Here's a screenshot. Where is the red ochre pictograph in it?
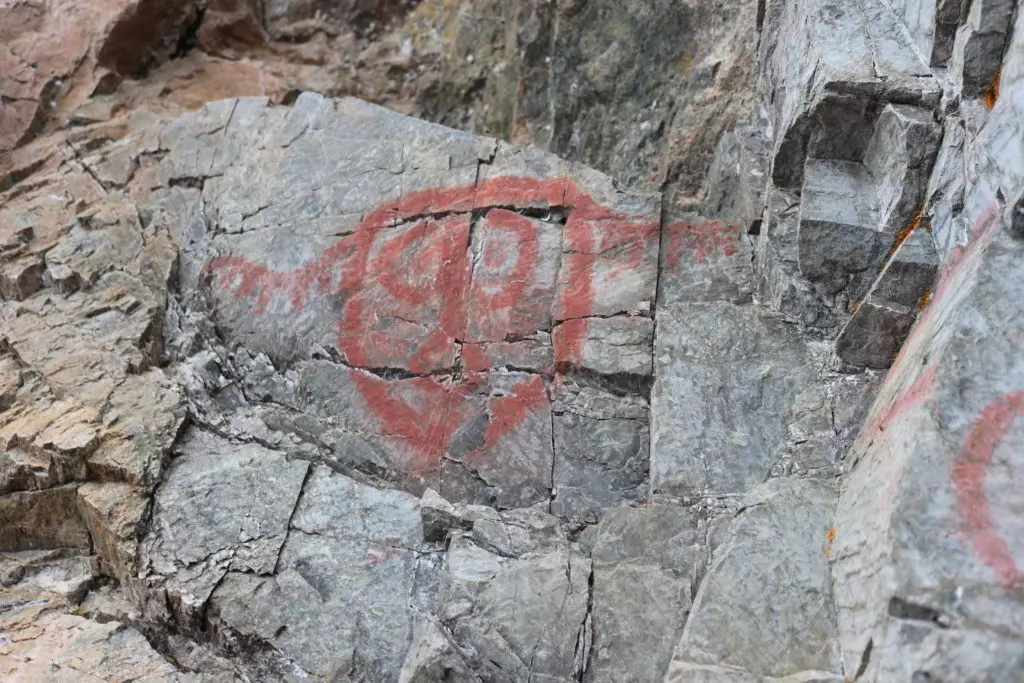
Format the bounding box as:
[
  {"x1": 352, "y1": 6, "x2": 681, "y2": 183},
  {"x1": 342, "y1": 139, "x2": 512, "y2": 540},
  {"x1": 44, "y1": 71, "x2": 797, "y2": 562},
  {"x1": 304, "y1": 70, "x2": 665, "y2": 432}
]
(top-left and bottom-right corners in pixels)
[
  {"x1": 931, "y1": 201, "x2": 1001, "y2": 307},
  {"x1": 953, "y1": 390, "x2": 1024, "y2": 590},
  {"x1": 663, "y1": 219, "x2": 740, "y2": 268},
  {"x1": 208, "y1": 175, "x2": 659, "y2": 477},
  {"x1": 860, "y1": 363, "x2": 940, "y2": 443}
]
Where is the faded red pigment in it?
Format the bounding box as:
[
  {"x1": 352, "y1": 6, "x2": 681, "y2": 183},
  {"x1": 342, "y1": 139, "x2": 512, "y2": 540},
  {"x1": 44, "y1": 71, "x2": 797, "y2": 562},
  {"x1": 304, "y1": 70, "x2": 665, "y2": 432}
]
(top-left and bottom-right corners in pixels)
[
  {"x1": 663, "y1": 219, "x2": 740, "y2": 268},
  {"x1": 482, "y1": 375, "x2": 548, "y2": 450},
  {"x1": 465, "y1": 208, "x2": 541, "y2": 343},
  {"x1": 928, "y1": 201, "x2": 1001, "y2": 309},
  {"x1": 209, "y1": 175, "x2": 658, "y2": 475},
  {"x1": 347, "y1": 370, "x2": 478, "y2": 477},
  {"x1": 859, "y1": 363, "x2": 939, "y2": 446},
  {"x1": 953, "y1": 390, "x2": 1024, "y2": 590}
]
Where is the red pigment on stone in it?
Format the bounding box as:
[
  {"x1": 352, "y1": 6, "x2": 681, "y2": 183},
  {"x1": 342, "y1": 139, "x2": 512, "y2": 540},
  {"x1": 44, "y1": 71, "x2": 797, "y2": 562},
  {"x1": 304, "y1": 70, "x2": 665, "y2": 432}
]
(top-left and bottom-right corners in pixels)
[
  {"x1": 349, "y1": 369, "x2": 479, "y2": 477},
  {"x1": 481, "y1": 375, "x2": 548, "y2": 450},
  {"x1": 209, "y1": 175, "x2": 657, "y2": 463},
  {"x1": 884, "y1": 201, "x2": 1001, "y2": 394},
  {"x1": 664, "y1": 219, "x2": 740, "y2": 268},
  {"x1": 467, "y1": 208, "x2": 540, "y2": 341},
  {"x1": 340, "y1": 214, "x2": 472, "y2": 373},
  {"x1": 552, "y1": 319, "x2": 590, "y2": 372},
  {"x1": 953, "y1": 390, "x2": 1024, "y2": 590},
  {"x1": 861, "y1": 363, "x2": 939, "y2": 439},
  {"x1": 931, "y1": 202, "x2": 1000, "y2": 307},
  {"x1": 461, "y1": 343, "x2": 491, "y2": 373}
]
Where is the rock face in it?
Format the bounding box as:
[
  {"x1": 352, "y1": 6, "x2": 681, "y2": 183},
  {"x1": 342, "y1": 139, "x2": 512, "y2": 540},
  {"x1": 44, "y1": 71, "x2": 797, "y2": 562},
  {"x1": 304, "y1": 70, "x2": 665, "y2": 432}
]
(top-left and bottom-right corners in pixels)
[{"x1": 1, "y1": 0, "x2": 1023, "y2": 682}]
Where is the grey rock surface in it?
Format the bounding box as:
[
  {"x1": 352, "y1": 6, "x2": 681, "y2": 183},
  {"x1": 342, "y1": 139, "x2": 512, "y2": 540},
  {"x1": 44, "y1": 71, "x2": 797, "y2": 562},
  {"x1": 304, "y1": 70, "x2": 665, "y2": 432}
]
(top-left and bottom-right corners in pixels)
[
  {"x1": 665, "y1": 479, "x2": 841, "y2": 680},
  {"x1": 584, "y1": 504, "x2": 705, "y2": 683},
  {"x1": 2, "y1": 0, "x2": 1024, "y2": 679},
  {"x1": 651, "y1": 302, "x2": 817, "y2": 500}
]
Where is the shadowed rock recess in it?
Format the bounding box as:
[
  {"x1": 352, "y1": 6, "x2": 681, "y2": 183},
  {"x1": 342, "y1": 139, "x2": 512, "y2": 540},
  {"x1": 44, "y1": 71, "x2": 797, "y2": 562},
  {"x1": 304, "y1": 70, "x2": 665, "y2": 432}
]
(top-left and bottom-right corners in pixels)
[{"x1": 1, "y1": 1, "x2": 1023, "y2": 681}]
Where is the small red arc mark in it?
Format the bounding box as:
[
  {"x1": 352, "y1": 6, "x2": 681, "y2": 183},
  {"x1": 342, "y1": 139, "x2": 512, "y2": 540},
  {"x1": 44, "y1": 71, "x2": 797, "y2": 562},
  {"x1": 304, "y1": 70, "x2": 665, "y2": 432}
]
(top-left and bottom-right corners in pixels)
[{"x1": 953, "y1": 390, "x2": 1024, "y2": 590}]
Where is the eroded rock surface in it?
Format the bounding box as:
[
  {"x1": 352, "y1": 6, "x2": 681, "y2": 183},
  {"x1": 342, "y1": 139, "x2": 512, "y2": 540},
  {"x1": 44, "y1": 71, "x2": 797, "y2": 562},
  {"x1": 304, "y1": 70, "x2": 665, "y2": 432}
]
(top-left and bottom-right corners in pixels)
[{"x1": 1, "y1": 0, "x2": 1023, "y2": 681}]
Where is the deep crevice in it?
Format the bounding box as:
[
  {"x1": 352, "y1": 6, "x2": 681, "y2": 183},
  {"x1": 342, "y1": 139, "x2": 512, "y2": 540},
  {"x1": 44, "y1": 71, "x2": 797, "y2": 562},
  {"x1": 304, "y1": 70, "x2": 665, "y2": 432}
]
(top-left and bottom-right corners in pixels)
[{"x1": 887, "y1": 596, "x2": 952, "y2": 628}]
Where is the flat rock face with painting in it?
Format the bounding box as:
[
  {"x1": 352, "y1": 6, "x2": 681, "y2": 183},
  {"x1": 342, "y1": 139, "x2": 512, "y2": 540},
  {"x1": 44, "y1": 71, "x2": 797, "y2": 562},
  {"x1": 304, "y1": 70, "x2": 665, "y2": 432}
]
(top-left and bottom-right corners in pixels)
[{"x1": 1, "y1": 1, "x2": 1023, "y2": 682}]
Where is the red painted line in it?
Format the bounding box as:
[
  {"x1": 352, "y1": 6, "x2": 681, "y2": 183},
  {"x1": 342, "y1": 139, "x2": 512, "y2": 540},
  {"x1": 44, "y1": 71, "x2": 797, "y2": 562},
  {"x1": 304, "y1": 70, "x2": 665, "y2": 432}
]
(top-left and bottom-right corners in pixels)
[
  {"x1": 481, "y1": 375, "x2": 548, "y2": 450},
  {"x1": 663, "y1": 219, "x2": 740, "y2": 269},
  {"x1": 931, "y1": 201, "x2": 1000, "y2": 307},
  {"x1": 209, "y1": 175, "x2": 658, "y2": 468},
  {"x1": 552, "y1": 319, "x2": 589, "y2": 373},
  {"x1": 860, "y1": 363, "x2": 939, "y2": 443},
  {"x1": 467, "y1": 209, "x2": 539, "y2": 342},
  {"x1": 953, "y1": 390, "x2": 1024, "y2": 590}
]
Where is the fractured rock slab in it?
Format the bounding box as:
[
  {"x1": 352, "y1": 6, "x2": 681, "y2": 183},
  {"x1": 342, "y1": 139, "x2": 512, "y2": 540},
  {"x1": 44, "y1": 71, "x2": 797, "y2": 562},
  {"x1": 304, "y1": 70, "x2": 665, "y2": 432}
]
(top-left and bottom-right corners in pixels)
[
  {"x1": 0, "y1": 599, "x2": 204, "y2": 682},
  {"x1": 211, "y1": 465, "x2": 422, "y2": 680},
  {"x1": 651, "y1": 302, "x2": 816, "y2": 500},
  {"x1": 174, "y1": 94, "x2": 660, "y2": 509},
  {"x1": 442, "y1": 529, "x2": 592, "y2": 682},
  {"x1": 551, "y1": 381, "x2": 651, "y2": 521},
  {"x1": 142, "y1": 429, "x2": 308, "y2": 623},
  {"x1": 665, "y1": 479, "x2": 841, "y2": 681},
  {"x1": 951, "y1": 0, "x2": 1016, "y2": 97},
  {"x1": 584, "y1": 505, "x2": 706, "y2": 683},
  {"x1": 835, "y1": 229, "x2": 939, "y2": 369}
]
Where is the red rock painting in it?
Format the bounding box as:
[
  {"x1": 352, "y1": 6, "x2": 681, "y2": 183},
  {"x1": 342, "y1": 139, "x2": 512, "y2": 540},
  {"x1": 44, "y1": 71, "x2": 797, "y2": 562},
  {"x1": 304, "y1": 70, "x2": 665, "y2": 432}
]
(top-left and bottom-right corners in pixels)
[
  {"x1": 663, "y1": 219, "x2": 740, "y2": 268},
  {"x1": 209, "y1": 175, "x2": 659, "y2": 479},
  {"x1": 953, "y1": 390, "x2": 1024, "y2": 590}
]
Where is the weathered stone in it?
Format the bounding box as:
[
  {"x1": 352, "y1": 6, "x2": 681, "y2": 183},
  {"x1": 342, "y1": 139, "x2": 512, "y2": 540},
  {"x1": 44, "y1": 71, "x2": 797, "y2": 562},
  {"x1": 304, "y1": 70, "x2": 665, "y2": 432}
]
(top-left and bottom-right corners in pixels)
[
  {"x1": 889, "y1": 0, "x2": 970, "y2": 67},
  {"x1": 466, "y1": 504, "x2": 565, "y2": 559},
  {"x1": 464, "y1": 209, "x2": 562, "y2": 343},
  {"x1": 399, "y1": 617, "x2": 481, "y2": 683},
  {"x1": 835, "y1": 300, "x2": 916, "y2": 369},
  {"x1": 197, "y1": 0, "x2": 267, "y2": 56},
  {"x1": 404, "y1": 0, "x2": 759, "y2": 196},
  {"x1": 868, "y1": 230, "x2": 940, "y2": 309},
  {"x1": 420, "y1": 488, "x2": 472, "y2": 543},
  {"x1": 951, "y1": 0, "x2": 1016, "y2": 97},
  {"x1": 863, "y1": 104, "x2": 942, "y2": 233},
  {"x1": 0, "y1": 0, "x2": 199, "y2": 151},
  {"x1": 831, "y1": 12, "x2": 1024, "y2": 672},
  {"x1": 443, "y1": 532, "x2": 592, "y2": 682},
  {"x1": 0, "y1": 551, "x2": 96, "y2": 603},
  {"x1": 754, "y1": 186, "x2": 833, "y2": 327},
  {"x1": 76, "y1": 483, "x2": 148, "y2": 593},
  {"x1": 1009, "y1": 191, "x2": 1024, "y2": 238},
  {"x1": 554, "y1": 316, "x2": 654, "y2": 377},
  {"x1": 182, "y1": 96, "x2": 661, "y2": 511},
  {"x1": 551, "y1": 412, "x2": 649, "y2": 522},
  {"x1": 585, "y1": 505, "x2": 705, "y2": 683},
  {"x1": 0, "y1": 486, "x2": 91, "y2": 552},
  {"x1": 143, "y1": 429, "x2": 308, "y2": 621},
  {"x1": 443, "y1": 373, "x2": 555, "y2": 510},
  {"x1": 760, "y1": 0, "x2": 940, "y2": 191},
  {"x1": 0, "y1": 602, "x2": 203, "y2": 682},
  {"x1": 797, "y1": 159, "x2": 889, "y2": 293},
  {"x1": 835, "y1": 230, "x2": 938, "y2": 369},
  {"x1": 660, "y1": 215, "x2": 752, "y2": 306},
  {"x1": 666, "y1": 479, "x2": 841, "y2": 680},
  {"x1": 701, "y1": 123, "x2": 771, "y2": 233},
  {"x1": 651, "y1": 302, "x2": 816, "y2": 500},
  {"x1": 210, "y1": 465, "x2": 422, "y2": 680},
  {"x1": 4, "y1": 0, "x2": 1024, "y2": 677}
]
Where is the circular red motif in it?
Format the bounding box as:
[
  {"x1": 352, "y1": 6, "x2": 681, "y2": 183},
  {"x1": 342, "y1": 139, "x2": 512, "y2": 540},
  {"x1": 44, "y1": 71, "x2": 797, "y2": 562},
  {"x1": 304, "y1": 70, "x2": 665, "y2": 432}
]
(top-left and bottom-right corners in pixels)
[
  {"x1": 953, "y1": 390, "x2": 1024, "y2": 590},
  {"x1": 208, "y1": 175, "x2": 658, "y2": 478}
]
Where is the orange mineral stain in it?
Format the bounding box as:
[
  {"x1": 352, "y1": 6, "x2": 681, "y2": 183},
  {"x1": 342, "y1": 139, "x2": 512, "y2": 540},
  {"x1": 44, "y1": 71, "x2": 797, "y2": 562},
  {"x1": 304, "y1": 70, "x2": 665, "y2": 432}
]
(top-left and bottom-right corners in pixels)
[{"x1": 984, "y1": 67, "x2": 1001, "y2": 110}]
